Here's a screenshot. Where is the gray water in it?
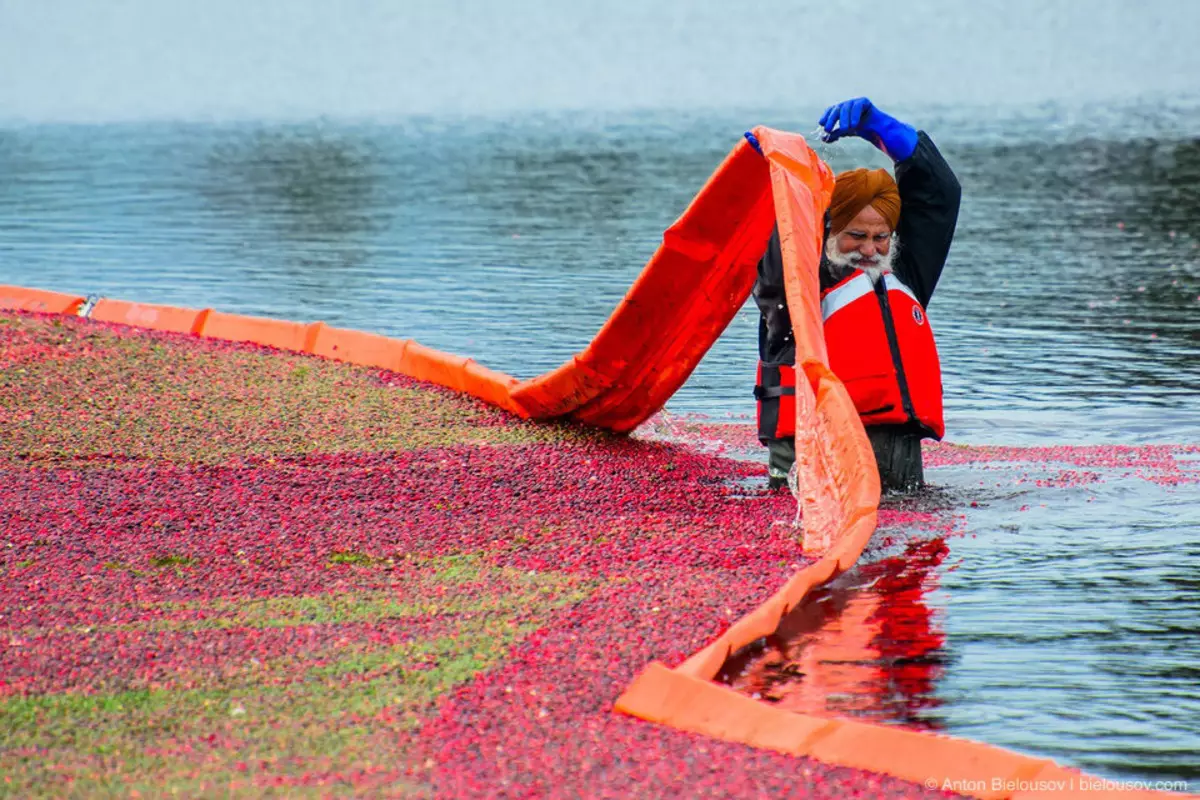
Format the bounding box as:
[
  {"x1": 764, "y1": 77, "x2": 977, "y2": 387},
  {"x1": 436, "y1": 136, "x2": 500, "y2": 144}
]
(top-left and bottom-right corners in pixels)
[
  {"x1": 931, "y1": 461, "x2": 1200, "y2": 786},
  {"x1": 1, "y1": 101, "x2": 1198, "y2": 786}
]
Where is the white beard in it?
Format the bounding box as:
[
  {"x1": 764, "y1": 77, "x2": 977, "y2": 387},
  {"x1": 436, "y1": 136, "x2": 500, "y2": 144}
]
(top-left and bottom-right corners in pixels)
[{"x1": 824, "y1": 236, "x2": 897, "y2": 282}]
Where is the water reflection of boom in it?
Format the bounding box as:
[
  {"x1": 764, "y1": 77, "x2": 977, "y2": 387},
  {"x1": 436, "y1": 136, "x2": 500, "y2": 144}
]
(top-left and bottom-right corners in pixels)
[{"x1": 719, "y1": 537, "x2": 950, "y2": 729}]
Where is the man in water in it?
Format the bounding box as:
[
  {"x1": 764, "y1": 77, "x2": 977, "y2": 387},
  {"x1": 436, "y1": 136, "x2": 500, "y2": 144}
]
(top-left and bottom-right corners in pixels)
[{"x1": 753, "y1": 97, "x2": 961, "y2": 492}]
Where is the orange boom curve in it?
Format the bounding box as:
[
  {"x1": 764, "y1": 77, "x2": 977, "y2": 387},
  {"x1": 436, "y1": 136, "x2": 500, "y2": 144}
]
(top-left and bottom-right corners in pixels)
[{"x1": 1, "y1": 126, "x2": 1188, "y2": 800}]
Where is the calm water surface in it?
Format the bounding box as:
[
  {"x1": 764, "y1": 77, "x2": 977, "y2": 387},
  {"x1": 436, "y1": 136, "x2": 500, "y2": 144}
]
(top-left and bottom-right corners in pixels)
[{"x1": 1, "y1": 102, "x2": 1197, "y2": 785}]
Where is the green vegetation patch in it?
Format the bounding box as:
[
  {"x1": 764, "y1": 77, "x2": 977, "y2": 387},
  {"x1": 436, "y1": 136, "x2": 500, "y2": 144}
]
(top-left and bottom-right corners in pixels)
[
  {"x1": 0, "y1": 556, "x2": 594, "y2": 797},
  {"x1": 0, "y1": 312, "x2": 575, "y2": 466}
]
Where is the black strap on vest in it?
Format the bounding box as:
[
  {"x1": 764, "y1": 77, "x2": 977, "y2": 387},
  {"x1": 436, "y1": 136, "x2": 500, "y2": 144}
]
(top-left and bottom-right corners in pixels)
[
  {"x1": 872, "y1": 278, "x2": 919, "y2": 424},
  {"x1": 753, "y1": 385, "x2": 796, "y2": 400},
  {"x1": 755, "y1": 361, "x2": 795, "y2": 442}
]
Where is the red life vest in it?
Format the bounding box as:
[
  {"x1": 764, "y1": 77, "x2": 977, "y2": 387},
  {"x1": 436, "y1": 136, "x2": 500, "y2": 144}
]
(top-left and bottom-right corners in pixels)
[
  {"x1": 755, "y1": 269, "x2": 944, "y2": 441},
  {"x1": 754, "y1": 361, "x2": 797, "y2": 442}
]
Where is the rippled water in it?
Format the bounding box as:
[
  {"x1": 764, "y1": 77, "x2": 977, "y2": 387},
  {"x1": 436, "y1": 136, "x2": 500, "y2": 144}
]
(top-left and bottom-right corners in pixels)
[
  {"x1": 2, "y1": 101, "x2": 1198, "y2": 785},
  {"x1": 715, "y1": 445, "x2": 1199, "y2": 786},
  {"x1": 934, "y1": 460, "x2": 1199, "y2": 784}
]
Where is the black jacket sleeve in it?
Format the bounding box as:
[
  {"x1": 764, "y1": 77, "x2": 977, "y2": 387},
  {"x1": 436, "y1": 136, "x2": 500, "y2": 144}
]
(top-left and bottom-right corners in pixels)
[
  {"x1": 894, "y1": 131, "x2": 962, "y2": 308},
  {"x1": 752, "y1": 225, "x2": 795, "y2": 365}
]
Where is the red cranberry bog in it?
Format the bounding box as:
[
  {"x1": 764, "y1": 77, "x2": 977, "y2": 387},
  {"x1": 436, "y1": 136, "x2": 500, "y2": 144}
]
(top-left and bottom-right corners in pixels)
[{"x1": 2, "y1": 128, "x2": 1196, "y2": 799}]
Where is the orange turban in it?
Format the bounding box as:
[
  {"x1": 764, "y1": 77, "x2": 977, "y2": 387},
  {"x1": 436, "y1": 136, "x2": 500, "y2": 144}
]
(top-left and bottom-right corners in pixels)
[{"x1": 829, "y1": 168, "x2": 901, "y2": 234}]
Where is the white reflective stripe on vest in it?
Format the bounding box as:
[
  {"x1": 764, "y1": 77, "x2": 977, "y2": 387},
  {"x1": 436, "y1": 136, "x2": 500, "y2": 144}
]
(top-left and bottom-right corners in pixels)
[
  {"x1": 821, "y1": 270, "x2": 923, "y2": 321},
  {"x1": 883, "y1": 273, "x2": 920, "y2": 306},
  {"x1": 820, "y1": 272, "x2": 874, "y2": 321}
]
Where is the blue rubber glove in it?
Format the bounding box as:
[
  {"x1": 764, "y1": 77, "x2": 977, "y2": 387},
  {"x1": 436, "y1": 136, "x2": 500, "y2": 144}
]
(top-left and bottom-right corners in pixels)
[
  {"x1": 818, "y1": 97, "x2": 918, "y2": 162},
  {"x1": 744, "y1": 131, "x2": 764, "y2": 156}
]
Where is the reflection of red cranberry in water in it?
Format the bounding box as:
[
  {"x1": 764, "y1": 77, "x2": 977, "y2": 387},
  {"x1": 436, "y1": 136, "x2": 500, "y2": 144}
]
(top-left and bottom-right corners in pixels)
[
  {"x1": 866, "y1": 538, "x2": 949, "y2": 721},
  {"x1": 719, "y1": 536, "x2": 949, "y2": 729}
]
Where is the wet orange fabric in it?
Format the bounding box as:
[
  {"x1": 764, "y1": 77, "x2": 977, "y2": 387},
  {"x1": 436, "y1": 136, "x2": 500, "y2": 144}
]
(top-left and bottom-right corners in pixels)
[
  {"x1": 511, "y1": 137, "x2": 777, "y2": 430},
  {"x1": 202, "y1": 311, "x2": 311, "y2": 352},
  {"x1": 750, "y1": 126, "x2": 880, "y2": 551},
  {"x1": 0, "y1": 287, "x2": 85, "y2": 315},
  {"x1": 91, "y1": 300, "x2": 205, "y2": 334}
]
